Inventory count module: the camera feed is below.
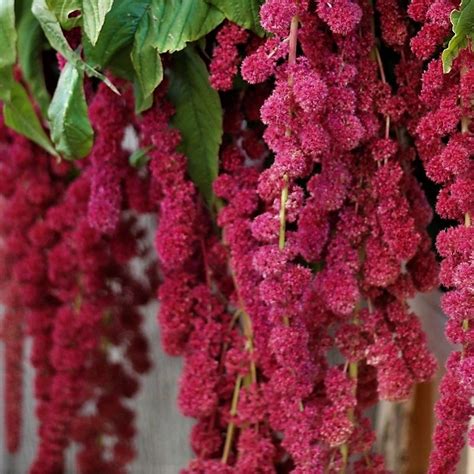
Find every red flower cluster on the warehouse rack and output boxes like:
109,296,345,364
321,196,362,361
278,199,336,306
1,1,473,472
0,78,153,472
87,82,134,234
196,0,437,471
409,2,474,472
30,171,152,473
140,87,251,471
210,22,249,91
0,123,71,454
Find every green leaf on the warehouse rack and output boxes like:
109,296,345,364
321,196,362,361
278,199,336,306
15,0,34,18
17,3,50,116
30,0,81,66
205,0,264,35
48,0,82,29
86,0,223,68
3,82,57,156
32,0,77,59
82,0,114,46
86,0,221,109
48,61,93,159
106,44,135,81
0,0,16,102
168,47,223,205
131,8,163,113
0,0,16,69
84,0,150,67
133,81,153,113
129,146,153,168
0,67,14,102
442,0,474,73
152,0,224,53
32,0,118,93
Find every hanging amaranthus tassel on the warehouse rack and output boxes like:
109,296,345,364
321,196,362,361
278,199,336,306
408,2,474,470
0,124,70,454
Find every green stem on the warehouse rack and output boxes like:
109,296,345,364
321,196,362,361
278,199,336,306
339,360,358,472
279,174,289,250
340,444,349,473
221,374,242,464
462,212,471,357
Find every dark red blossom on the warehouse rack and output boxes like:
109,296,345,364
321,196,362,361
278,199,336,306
210,22,249,91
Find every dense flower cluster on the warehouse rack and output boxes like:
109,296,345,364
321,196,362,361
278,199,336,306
30,172,152,473
0,79,153,472
32,83,153,474
139,87,251,472
87,81,133,234
200,0,437,471
0,125,68,453
210,22,249,91
408,2,474,472
1,0,473,472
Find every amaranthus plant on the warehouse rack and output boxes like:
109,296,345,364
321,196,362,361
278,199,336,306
0,0,473,473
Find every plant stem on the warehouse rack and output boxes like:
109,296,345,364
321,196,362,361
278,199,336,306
279,16,299,322
279,15,298,253
241,311,257,385
374,47,391,141
340,444,349,473
279,174,289,251
460,71,470,350
222,374,243,464
340,307,361,473
462,212,471,357
220,271,259,462
288,16,299,69
340,360,358,473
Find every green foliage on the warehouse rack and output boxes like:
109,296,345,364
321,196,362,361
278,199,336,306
0,0,16,69
129,146,153,168
86,0,224,111
28,0,119,158
3,82,57,156
86,0,225,60
0,0,16,102
131,8,163,113
32,0,80,61
0,0,56,156
17,1,50,116
32,0,118,93
82,0,114,45
168,47,223,205
442,0,474,73
83,0,149,68
0,0,240,187
105,46,135,81
43,0,113,35
0,69,13,102
48,0,82,29
48,61,93,159
151,0,224,53
205,0,264,35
